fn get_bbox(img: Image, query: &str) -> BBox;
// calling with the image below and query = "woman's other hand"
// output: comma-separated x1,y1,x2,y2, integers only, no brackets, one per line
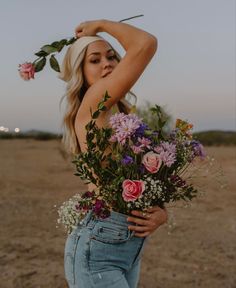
75,20,103,38
127,206,168,237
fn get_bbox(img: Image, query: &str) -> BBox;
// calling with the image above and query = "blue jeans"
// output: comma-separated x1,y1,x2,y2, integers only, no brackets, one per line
64,210,147,288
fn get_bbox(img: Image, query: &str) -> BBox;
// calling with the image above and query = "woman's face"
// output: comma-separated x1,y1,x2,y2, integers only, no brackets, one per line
83,40,119,87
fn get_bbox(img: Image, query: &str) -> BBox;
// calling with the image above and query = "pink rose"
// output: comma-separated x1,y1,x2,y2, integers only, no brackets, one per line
142,151,162,173
18,62,35,81
122,179,145,202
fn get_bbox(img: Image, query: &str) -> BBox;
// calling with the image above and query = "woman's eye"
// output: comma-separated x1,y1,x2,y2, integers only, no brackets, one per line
90,59,100,64
108,55,116,60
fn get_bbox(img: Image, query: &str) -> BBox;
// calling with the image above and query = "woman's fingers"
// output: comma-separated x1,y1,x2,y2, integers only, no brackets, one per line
134,231,150,238
75,23,85,37
127,207,168,237
130,210,151,219
74,20,100,38
147,206,162,213
128,224,149,232
127,216,149,226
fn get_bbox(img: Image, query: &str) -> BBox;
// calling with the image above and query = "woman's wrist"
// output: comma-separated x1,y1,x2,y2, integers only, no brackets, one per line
97,19,112,33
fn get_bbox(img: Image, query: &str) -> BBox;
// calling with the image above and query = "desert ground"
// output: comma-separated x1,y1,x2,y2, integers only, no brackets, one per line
0,139,235,288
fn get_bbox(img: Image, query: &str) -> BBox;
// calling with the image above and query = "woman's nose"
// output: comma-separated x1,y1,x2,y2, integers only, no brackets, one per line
102,58,112,68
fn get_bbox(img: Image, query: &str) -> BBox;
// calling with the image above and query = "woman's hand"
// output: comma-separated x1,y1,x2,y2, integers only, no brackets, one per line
127,206,168,238
75,20,103,38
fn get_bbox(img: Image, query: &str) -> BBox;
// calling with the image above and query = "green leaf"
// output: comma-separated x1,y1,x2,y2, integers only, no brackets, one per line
34,57,46,72
41,45,58,54
51,41,60,48
49,55,60,72
98,102,105,110
92,110,100,119
57,39,68,52
67,37,77,45
35,50,48,57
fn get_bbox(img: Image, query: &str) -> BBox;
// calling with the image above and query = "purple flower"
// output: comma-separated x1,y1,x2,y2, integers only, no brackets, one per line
93,199,104,214
121,155,134,165
190,140,206,159
109,112,126,128
159,151,176,167
138,137,152,149
92,199,110,219
170,175,186,188
154,141,176,167
139,165,146,174
109,113,143,145
170,128,179,140
134,123,148,137
82,191,95,198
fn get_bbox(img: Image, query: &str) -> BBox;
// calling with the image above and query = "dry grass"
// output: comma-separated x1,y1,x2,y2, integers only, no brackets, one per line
0,140,235,288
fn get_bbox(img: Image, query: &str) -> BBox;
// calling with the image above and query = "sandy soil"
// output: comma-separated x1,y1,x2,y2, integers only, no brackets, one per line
0,139,235,288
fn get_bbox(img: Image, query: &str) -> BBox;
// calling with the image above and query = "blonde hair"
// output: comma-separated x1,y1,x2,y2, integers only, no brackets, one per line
59,37,136,155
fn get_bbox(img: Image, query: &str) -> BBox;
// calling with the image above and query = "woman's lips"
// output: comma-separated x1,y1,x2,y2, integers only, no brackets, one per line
102,71,112,78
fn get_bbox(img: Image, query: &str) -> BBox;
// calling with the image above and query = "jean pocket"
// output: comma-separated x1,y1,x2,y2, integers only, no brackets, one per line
90,222,130,244
64,228,81,285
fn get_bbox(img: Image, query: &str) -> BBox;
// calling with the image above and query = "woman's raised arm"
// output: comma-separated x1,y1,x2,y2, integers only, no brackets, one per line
76,19,157,114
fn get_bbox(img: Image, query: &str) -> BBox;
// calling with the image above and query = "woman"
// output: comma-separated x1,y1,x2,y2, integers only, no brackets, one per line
59,19,168,288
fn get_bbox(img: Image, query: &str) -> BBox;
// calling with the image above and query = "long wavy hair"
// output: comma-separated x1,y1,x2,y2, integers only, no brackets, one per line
59,39,136,155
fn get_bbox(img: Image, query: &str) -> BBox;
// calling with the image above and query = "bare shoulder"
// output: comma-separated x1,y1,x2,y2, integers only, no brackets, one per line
74,101,110,151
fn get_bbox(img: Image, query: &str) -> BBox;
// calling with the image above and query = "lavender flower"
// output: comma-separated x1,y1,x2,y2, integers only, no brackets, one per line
121,155,134,165
138,137,152,149
109,112,126,128
159,151,176,167
154,141,177,167
134,123,149,137
109,113,143,145
131,145,144,154
190,140,206,159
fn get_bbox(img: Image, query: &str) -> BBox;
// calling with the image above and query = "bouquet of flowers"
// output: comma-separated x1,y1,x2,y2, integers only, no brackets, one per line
58,92,206,233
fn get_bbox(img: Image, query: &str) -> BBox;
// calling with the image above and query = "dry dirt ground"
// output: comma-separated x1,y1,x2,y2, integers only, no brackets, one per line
0,139,235,288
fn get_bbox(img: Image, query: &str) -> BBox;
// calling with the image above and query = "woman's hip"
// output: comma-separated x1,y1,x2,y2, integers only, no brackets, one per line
64,210,146,286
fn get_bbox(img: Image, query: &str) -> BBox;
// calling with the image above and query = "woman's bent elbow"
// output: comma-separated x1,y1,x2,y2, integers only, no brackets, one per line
144,35,158,57
149,35,158,54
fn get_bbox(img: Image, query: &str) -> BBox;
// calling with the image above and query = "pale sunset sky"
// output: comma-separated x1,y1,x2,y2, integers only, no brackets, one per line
0,0,235,133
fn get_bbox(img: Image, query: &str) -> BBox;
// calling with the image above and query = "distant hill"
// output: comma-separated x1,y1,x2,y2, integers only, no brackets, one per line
0,130,235,145
193,130,236,146
0,130,61,140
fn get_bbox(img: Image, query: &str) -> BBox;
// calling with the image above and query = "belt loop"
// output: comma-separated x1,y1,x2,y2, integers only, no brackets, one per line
129,230,135,239
81,210,93,226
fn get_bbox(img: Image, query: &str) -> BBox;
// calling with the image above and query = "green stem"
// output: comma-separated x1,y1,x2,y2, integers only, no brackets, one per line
119,15,144,22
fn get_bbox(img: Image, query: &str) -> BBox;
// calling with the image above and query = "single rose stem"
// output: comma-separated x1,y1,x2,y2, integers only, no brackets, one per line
119,14,144,22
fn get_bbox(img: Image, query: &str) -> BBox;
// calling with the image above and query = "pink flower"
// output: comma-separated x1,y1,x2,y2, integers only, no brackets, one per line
122,179,145,202
154,142,176,167
131,145,144,154
138,137,152,149
18,62,35,81
109,113,142,145
142,151,162,173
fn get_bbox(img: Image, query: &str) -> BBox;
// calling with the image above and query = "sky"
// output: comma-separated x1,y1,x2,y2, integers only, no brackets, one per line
0,0,235,133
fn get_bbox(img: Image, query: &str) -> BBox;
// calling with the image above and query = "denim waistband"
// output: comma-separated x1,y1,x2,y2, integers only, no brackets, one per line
82,210,132,228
